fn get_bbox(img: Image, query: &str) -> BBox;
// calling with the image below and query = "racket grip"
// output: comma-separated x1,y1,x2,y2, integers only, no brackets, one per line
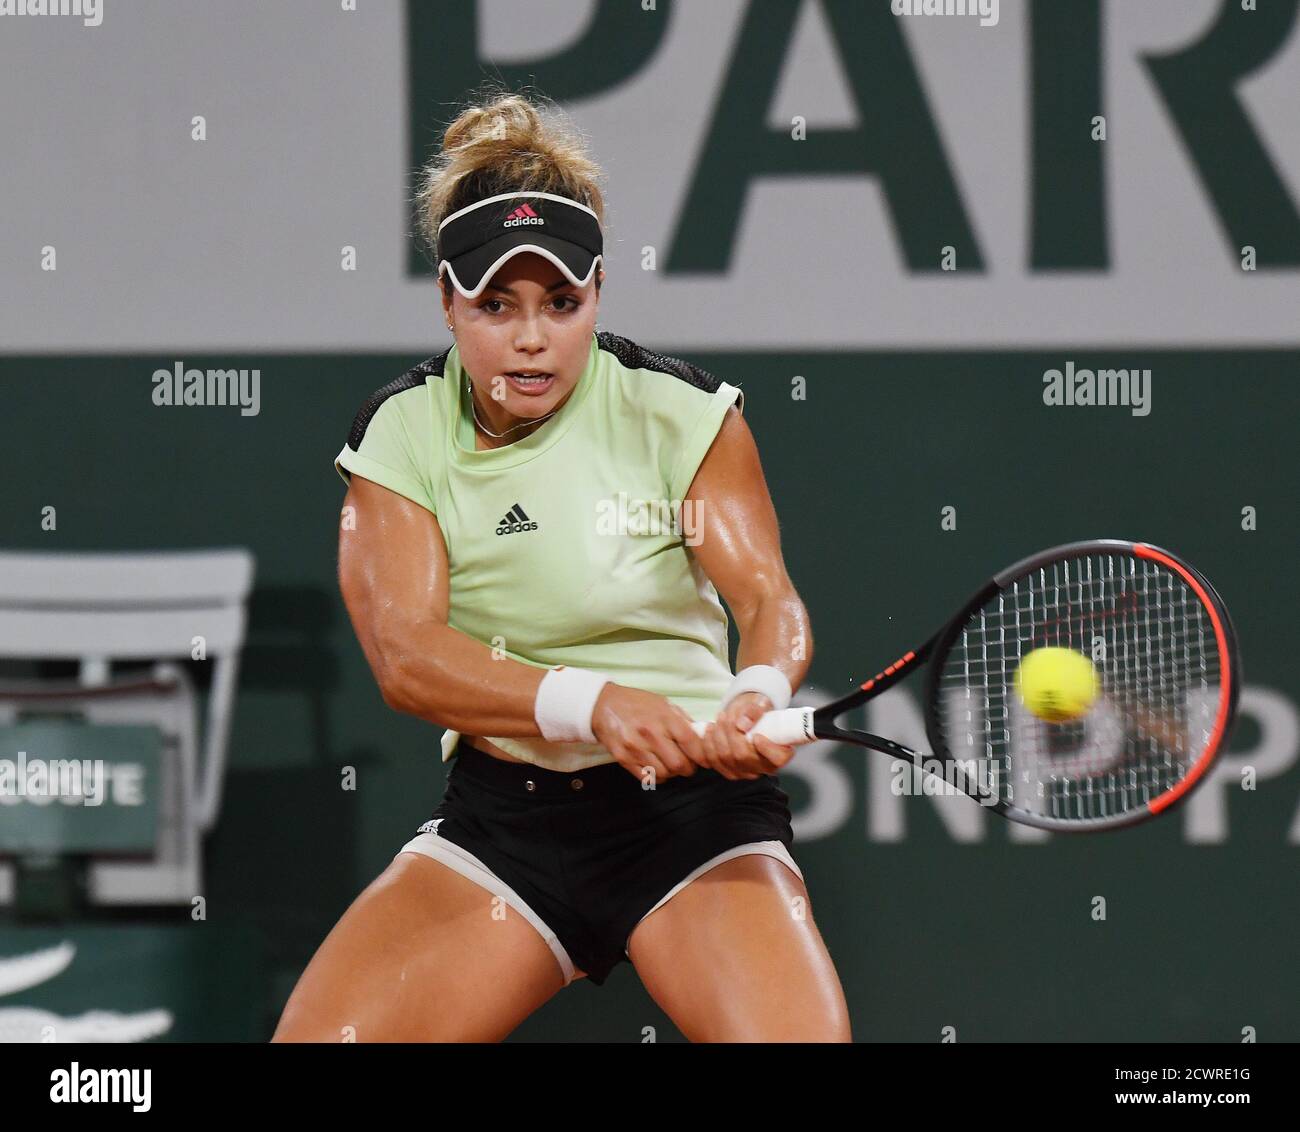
690,707,816,746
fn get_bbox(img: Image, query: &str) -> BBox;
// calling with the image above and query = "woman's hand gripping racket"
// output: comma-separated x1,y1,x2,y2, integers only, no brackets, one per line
692,539,1241,832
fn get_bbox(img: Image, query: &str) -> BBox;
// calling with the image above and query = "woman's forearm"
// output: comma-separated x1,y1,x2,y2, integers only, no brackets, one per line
731,590,813,695
379,592,812,735
378,620,552,737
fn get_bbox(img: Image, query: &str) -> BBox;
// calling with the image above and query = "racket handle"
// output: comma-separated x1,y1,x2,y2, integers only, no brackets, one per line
690,707,816,746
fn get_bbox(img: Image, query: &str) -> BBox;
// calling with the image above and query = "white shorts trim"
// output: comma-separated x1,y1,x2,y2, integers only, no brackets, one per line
623,839,804,957
397,832,579,986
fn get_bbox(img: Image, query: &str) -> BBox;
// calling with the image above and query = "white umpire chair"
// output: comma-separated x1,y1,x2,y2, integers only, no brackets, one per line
0,550,254,906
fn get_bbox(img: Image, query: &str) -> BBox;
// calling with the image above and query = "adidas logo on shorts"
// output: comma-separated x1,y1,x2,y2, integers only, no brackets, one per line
495,503,539,536
417,818,444,836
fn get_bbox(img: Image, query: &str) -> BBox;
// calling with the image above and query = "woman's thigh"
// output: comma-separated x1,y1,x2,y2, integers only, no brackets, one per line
272,851,568,1042
627,854,851,1042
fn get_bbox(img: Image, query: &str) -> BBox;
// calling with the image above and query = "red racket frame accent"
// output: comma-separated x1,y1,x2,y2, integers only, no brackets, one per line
1135,543,1235,815
859,650,918,693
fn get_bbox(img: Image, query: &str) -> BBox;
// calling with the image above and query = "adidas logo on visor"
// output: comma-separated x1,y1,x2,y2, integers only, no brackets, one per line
503,203,545,228
496,504,539,536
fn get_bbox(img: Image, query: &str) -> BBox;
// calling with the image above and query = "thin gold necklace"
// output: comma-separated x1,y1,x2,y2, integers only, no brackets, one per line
466,377,559,438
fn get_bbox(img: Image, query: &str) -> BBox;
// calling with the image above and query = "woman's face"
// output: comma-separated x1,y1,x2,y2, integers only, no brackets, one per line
443,252,603,428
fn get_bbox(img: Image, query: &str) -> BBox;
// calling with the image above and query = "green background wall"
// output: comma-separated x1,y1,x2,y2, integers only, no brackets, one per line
3,0,1297,1043
2,349,1294,1040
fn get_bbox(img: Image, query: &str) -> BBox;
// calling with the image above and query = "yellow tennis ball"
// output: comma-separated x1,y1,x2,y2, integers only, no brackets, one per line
1013,647,1098,722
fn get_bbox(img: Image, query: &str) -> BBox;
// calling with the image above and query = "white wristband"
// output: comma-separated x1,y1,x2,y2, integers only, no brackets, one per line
534,665,612,743
720,665,793,712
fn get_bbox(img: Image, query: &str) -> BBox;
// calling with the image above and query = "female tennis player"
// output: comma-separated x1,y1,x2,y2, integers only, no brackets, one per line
272,89,850,1043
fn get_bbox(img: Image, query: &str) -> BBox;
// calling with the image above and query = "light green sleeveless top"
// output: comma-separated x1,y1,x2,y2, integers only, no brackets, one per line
334,330,745,772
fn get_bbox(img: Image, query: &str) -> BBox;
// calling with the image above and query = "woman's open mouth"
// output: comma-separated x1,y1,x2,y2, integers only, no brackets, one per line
505,372,555,396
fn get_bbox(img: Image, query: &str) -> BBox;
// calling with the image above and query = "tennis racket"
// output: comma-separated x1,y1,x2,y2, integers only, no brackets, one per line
692,539,1241,832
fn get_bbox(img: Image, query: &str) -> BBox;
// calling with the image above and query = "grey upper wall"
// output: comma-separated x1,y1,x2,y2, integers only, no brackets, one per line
0,0,1297,352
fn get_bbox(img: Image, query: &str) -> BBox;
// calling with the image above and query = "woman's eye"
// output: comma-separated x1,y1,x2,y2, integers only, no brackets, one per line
479,296,577,314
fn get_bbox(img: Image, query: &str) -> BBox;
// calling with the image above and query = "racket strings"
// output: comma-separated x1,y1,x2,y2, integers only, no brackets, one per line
935,553,1223,823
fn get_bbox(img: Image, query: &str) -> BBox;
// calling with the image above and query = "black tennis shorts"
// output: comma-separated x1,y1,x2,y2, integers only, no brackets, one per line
397,738,801,986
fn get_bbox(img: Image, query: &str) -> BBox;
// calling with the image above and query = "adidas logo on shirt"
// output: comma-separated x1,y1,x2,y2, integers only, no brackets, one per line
496,504,539,536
